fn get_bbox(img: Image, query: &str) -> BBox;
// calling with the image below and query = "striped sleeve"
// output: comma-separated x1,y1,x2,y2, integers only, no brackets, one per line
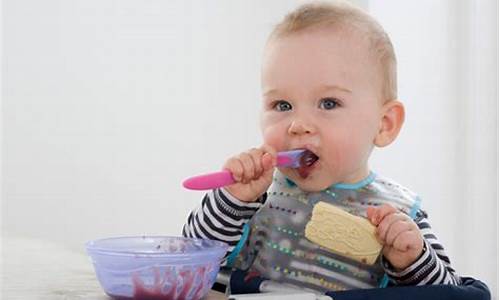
182,188,265,262
382,210,461,286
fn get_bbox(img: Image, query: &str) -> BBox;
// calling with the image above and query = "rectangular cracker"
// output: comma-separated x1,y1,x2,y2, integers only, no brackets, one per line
305,202,382,265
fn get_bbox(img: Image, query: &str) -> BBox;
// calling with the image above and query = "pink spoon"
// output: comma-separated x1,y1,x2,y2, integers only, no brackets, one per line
182,149,317,190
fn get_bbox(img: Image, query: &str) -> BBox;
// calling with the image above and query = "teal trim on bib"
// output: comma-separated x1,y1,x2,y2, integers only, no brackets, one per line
285,178,297,188
284,172,376,190
379,195,422,288
379,274,390,288
333,172,376,190
226,222,250,267
409,196,422,219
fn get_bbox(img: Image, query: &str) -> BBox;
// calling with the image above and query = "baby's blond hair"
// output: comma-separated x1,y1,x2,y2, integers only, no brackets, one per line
268,1,397,101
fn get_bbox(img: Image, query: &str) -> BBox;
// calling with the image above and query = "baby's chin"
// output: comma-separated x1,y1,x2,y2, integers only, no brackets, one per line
294,180,333,192
281,170,334,192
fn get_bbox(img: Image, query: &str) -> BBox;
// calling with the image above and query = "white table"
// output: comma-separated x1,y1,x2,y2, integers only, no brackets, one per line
1,235,227,299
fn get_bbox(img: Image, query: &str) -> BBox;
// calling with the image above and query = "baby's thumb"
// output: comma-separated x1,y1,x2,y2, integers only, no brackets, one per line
261,153,275,171
366,207,377,224
261,153,276,185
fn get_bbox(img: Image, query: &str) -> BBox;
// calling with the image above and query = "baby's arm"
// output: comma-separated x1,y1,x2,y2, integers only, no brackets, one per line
368,205,461,285
182,145,277,264
182,188,266,263
383,210,461,285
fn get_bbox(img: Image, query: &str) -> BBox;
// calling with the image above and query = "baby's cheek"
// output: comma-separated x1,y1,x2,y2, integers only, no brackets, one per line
323,138,351,165
261,124,287,150
338,131,371,163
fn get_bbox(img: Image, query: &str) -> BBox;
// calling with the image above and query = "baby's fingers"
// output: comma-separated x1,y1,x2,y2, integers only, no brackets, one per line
376,212,407,243
261,153,274,171
393,230,420,252
223,157,245,182
259,144,277,170
248,148,267,179
237,152,256,183
368,204,398,225
385,220,414,246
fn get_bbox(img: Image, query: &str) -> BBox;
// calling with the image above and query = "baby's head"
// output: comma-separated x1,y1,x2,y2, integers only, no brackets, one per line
260,1,405,191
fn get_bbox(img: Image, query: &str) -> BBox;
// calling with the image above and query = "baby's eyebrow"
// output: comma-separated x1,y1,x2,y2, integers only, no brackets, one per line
262,88,280,97
262,85,352,97
319,84,352,94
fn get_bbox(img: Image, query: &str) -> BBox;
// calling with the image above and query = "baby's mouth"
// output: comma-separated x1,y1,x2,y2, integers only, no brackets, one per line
297,150,319,178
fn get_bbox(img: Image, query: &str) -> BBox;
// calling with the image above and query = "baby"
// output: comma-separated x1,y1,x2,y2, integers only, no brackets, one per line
183,1,461,294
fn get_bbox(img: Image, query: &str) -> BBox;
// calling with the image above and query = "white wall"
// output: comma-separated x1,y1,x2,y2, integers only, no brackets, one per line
3,0,290,244
2,0,497,298
369,1,498,297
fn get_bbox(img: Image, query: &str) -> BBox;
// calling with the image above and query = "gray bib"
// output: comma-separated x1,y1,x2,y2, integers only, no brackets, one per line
232,171,420,292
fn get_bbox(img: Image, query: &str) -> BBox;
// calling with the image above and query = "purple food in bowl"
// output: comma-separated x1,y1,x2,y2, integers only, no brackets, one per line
85,236,228,300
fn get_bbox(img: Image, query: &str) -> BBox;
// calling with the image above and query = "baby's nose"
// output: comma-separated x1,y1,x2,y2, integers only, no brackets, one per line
288,119,316,135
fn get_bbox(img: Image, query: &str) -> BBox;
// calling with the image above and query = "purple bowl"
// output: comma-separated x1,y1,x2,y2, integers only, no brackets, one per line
86,236,228,300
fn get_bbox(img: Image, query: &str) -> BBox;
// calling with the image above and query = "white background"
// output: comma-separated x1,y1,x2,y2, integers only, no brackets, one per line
2,0,498,298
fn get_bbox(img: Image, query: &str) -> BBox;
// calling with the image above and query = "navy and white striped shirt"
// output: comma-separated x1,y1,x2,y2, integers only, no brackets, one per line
183,172,461,291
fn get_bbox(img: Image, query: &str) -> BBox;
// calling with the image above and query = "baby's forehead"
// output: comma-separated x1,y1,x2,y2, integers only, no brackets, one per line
261,26,386,101
263,3,396,101
266,25,376,61
264,26,379,72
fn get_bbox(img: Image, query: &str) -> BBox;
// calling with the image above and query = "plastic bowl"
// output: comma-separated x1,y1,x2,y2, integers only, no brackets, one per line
86,236,228,300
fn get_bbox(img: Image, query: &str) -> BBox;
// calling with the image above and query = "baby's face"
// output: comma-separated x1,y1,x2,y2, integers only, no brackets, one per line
260,27,385,191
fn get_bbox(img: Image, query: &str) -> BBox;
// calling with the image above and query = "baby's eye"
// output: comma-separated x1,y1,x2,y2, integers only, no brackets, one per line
319,98,339,110
273,100,293,111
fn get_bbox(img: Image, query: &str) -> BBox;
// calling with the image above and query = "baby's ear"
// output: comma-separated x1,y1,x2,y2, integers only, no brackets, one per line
374,100,405,147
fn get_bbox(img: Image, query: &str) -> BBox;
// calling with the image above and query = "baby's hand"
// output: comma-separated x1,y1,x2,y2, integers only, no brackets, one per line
366,204,424,270
222,145,277,202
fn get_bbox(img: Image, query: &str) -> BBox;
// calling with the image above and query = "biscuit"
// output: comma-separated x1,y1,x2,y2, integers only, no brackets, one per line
305,202,382,265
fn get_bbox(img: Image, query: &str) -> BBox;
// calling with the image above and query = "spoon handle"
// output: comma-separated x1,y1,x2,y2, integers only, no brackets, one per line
182,149,306,190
